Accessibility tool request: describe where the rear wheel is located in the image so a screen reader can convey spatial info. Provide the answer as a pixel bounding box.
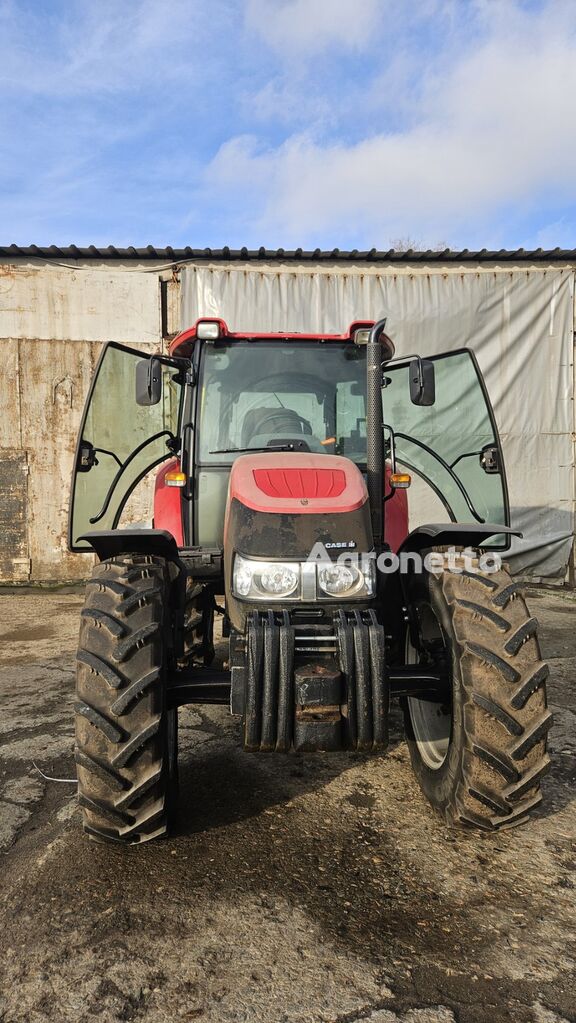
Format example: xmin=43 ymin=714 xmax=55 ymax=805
xmin=75 ymin=554 xmax=178 ymax=844
xmin=402 ymin=555 xmax=551 ymax=830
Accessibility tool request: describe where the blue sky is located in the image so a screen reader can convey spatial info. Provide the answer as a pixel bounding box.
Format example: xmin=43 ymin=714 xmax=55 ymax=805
xmin=1 ymin=0 xmax=575 ymax=250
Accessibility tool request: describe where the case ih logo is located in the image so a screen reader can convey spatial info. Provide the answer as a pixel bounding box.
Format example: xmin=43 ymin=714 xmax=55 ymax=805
xmin=324 ymin=541 xmax=357 ymax=550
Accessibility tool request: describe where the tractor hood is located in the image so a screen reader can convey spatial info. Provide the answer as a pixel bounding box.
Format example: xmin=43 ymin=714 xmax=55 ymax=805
xmin=227 ymin=452 xmax=368 ymax=517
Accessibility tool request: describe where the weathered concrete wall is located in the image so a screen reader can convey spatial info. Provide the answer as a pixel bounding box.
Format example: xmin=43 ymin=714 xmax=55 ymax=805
xmin=0 ymin=264 xmax=164 ymax=583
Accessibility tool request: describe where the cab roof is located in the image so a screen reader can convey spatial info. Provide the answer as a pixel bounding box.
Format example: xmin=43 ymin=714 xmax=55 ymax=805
xmin=169 ymin=318 xmax=395 ymax=360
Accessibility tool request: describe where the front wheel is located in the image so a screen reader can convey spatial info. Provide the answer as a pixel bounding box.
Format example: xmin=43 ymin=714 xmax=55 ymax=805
xmin=75 ymin=554 xmax=178 ymax=844
xmin=402 ymin=555 xmax=552 ymax=830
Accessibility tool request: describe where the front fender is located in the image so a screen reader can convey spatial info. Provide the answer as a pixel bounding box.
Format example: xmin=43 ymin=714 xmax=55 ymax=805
xmin=396 ymin=522 xmax=521 ymax=555
xmin=79 ymin=528 xmax=180 ymax=563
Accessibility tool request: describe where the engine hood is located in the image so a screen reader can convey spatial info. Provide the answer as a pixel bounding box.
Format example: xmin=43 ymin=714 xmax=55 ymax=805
xmin=227 ymin=452 xmax=368 ymax=516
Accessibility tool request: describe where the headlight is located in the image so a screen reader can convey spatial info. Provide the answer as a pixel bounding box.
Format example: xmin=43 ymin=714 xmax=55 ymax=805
xmin=318 ymin=564 xmax=359 ymax=595
xmin=260 ymin=564 xmax=299 ymax=596
xmin=232 ymin=553 xmax=375 ymax=601
xmin=233 ymin=554 xmax=300 ymax=600
xmin=317 ymin=560 xmax=375 ymax=597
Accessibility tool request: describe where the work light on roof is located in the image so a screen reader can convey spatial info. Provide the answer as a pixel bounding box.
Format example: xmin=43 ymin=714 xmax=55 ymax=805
xmin=353 ymin=327 xmax=371 ymax=345
xmin=196 ymin=320 xmax=221 ymax=340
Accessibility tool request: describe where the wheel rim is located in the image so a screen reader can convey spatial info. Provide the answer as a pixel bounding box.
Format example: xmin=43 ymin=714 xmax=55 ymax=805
xmin=406 ymin=603 xmax=452 ymax=771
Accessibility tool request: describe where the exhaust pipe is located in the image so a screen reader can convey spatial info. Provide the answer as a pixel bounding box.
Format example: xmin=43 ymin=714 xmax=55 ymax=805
xmin=366 ymin=318 xmax=389 ymax=552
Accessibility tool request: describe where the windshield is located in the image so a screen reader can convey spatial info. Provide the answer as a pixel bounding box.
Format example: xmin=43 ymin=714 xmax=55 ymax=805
xmin=198 ymin=341 xmax=368 ymax=464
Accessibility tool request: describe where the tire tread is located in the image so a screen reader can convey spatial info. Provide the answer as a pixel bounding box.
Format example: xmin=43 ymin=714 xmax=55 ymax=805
xmin=75 ymin=554 xmax=175 ymax=845
xmin=404 ymin=556 xmax=550 ymax=832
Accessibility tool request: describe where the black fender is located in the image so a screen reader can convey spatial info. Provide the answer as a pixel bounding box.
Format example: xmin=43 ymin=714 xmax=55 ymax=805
xmin=396 ymin=522 xmax=521 ymax=556
xmin=79 ymin=528 xmax=181 ymax=563
xmin=382 ymin=523 xmax=521 ymax=661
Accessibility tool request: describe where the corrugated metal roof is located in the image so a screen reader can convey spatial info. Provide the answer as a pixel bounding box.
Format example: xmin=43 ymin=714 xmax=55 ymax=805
xmin=1 ymin=244 xmax=576 ymax=262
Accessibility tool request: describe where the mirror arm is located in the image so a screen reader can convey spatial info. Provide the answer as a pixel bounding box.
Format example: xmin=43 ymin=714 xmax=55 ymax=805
xmin=380 ymin=352 xmax=424 ymax=391
xmin=144 ymin=353 xmax=189 ymax=372
xmin=381 ymin=352 xmax=421 ymax=369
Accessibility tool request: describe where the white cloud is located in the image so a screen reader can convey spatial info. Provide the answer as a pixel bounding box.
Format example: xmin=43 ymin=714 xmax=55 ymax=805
xmin=202 ymin=1 xmax=576 ymax=247
xmin=245 ymin=0 xmax=382 ymax=54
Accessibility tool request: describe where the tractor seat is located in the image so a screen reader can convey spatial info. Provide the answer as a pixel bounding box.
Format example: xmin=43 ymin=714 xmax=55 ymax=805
xmin=241 ymin=407 xmax=312 ymax=448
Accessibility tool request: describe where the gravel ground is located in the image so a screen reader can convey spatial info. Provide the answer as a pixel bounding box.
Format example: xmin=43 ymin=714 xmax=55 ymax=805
xmin=0 ymin=586 xmax=574 ymax=1023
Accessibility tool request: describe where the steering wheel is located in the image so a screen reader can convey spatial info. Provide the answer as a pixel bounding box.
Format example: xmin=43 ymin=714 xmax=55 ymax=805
xmin=251 ymin=408 xmax=312 ymax=437
xmin=246 ymin=372 xmax=330 ymax=400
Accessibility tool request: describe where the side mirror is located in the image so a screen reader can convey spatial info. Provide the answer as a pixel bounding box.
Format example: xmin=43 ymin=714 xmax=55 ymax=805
xmin=409 ymin=358 xmax=435 ymax=406
xmin=136 ymin=358 xmax=162 ymax=406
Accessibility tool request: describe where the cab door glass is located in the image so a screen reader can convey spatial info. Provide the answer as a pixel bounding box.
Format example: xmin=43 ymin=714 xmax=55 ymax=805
xmin=70 ymin=343 xmax=181 ymax=549
xmin=384 ymin=350 xmax=508 ymax=538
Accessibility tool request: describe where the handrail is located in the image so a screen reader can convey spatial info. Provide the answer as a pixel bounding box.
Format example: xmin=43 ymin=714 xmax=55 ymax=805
xmin=394 ymin=431 xmax=485 ymax=523
xmin=89 ymin=430 xmax=175 ymax=525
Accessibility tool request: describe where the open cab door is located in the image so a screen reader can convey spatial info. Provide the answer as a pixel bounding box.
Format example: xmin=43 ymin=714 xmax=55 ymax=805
xmin=384 ymin=348 xmax=510 ymax=547
xmin=69 ymin=342 xmax=183 ymax=551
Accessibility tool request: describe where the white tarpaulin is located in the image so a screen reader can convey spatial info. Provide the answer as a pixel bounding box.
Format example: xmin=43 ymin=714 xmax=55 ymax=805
xmin=182 ymin=264 xmax=575 ymax=578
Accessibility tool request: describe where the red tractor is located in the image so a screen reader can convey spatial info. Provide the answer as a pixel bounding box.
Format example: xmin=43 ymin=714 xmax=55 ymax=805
xmin=69 ymin=319 xmax=551 ymax=843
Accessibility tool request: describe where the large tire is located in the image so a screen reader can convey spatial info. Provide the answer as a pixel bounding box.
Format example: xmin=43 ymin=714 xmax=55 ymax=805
xmin=75 ymin=554 xmax=178 ymax=844
xmin=402 ymin=555 xmax=552 ymax=831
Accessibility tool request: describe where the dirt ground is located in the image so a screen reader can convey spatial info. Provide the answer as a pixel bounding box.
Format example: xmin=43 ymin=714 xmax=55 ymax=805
xmin=0 ymin=586 xmax=574 ymax=1023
